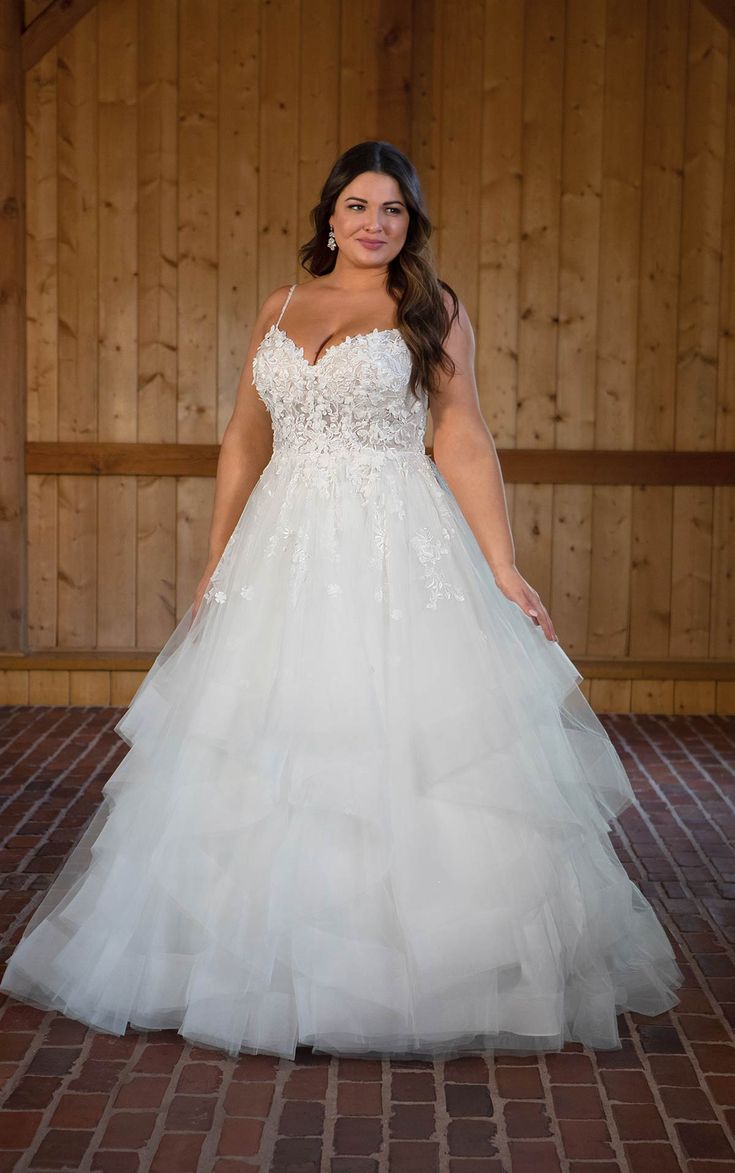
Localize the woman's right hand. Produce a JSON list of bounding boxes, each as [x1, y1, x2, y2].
[[191, 554, 222, 621]]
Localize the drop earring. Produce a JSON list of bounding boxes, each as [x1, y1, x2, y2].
[[327, 224, 337, 251]]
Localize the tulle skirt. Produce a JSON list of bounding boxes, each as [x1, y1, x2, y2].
[[0, 447, 682, 1059]]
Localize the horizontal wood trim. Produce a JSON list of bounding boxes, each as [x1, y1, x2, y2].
[[1, 651, 734, 680], [21, 0, 97, 70], [24, 442, 735, 484]]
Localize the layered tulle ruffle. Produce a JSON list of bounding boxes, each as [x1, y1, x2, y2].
[[0, 450, 682, 1058]]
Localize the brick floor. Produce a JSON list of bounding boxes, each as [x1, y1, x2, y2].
[[0, 707, 733, 1172]]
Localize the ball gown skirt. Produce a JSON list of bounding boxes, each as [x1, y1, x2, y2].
[[0, 285, 682, 1060]]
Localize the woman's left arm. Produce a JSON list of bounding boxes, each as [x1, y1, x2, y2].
[[429, 295, 557, 643]]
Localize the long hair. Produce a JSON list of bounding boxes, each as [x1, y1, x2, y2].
[[297, 140, 460, 400]]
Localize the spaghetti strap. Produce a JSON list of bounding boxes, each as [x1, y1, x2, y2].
[[275, 283, 297, 328]]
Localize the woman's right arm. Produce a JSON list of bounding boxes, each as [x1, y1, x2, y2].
[[192, 285, 292, 618]]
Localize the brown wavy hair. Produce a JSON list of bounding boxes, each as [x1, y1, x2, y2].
[[297, 140, 459, 400]]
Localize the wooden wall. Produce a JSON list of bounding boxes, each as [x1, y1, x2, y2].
[[2, 0, 734, 711]]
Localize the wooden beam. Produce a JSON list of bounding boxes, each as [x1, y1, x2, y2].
[[0, 0, 26, 652], [0, 649, 733, 680], [700, 0, 735, 39], [23, 441, 735, 484], [21, 0, 97, 71]]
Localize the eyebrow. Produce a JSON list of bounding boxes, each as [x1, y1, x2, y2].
[[344, 196, 406, 207]]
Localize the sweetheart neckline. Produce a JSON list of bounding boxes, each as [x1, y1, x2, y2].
[[263, 323, 405, 369]]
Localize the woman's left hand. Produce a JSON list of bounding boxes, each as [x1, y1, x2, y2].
[[491, 565, 557, 642]]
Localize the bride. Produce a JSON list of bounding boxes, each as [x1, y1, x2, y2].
[[0, 139, 682, 1060]]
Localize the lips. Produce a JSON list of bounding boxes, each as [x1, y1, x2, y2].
[[358, 239, 385, 249]]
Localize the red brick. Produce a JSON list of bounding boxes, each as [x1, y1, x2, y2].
[[0, 1004, 46, 1030], [391, 1071, 436, 1101], [444, 1057, 490, 1082], [69, 1060, 125, 1093], [569, 1165, 621, 1173], [223, 1080, 274, 1117], [88, 1035, 137, 1060], [659, 1085, 717, 1120], [90, 1151, 140, 1172], [99, 1112, 157, 1150], [231, 1054, 279, 1081], [623, 1142, 688, 1172], [132, 1044, 181, 1074], [0, 1034, 32, 1061], [26, 1045, 81, 1075], [648, 1055, 700, 1086], [331, 1161, 380, 1173], [600, 1069, 655, 1102], [151, 1133, 205, 1172], [495, 1066, 543, 1099], [278, 1099, 325, 1136], [336, 1081, 382, 1115], [545, 1053, 595, 1083], [444, 1084, 493, 1116], [114, 1075, 169, 1109], [334, 1117, 383, 1155], [594, 1041, 643, 1069], [612, 1102, 668, 1140], [273, 1136, 322, 1166], [51, 1092, 108, 1128], [165, 1095, 216, 1131], [447, 1162, 503, 1173], [705, 1075, 735, 1105], [551, 1085, 605, 1119], [507, 1140, 562, 1172], [679, 1015, 731, 1042], [217, 1117, 264, 1157], [176, 1062, 224, 1093], [388, 1139, 440, 1170], [447, 1119, 498, 1157], [676, 1122, 735, 1159], [29, 1128, 94, 1168], [0, 1109, 43, 1146], [338, 1058, 382, 1081], [3, 1075, 60, 1108], [504, 1101, 551, 1138], [389, 1103, 435, 1139], [558, 1120, 613, 1160], [283, 1065, 328, 1098]]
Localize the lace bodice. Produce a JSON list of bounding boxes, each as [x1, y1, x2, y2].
[[252, 283, 428, 460]]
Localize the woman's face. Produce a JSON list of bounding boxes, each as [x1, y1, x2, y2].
[[330, 171, 409, 267]]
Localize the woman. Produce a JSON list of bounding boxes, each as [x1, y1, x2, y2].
[[0, 140, 681, 1061]]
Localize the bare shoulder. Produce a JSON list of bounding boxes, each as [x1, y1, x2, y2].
[[256, 283, 296, 330]]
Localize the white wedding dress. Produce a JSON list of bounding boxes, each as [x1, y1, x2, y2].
[[1, 283, 682, 1060]]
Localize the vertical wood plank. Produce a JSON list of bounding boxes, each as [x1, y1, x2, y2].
[[588, 0, 647, 656], [514, 0, 564, 600], [478, 0, 524, 446], [137, 0, 177, 648], [298, 0, 340, 255], [630, 0, 688, 656], [671, 2, 728, 656], [258, 0, 299, 296], [711, 34, 735, 658], [177, 0, 219, 614], [176, 477, 215, 621], [27, 474, 57, 647], [218, 0, 260, 429], [551, 0, 605, 650], [97, 0, 137, 647], [56, 8, 98, 649], [437, 0, 484, 322], [25, 51, 58, 648], [25, 51, 57, 444], [0, 0, 26, 651]]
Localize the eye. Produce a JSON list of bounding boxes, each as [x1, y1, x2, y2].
[[347, 203, 403, 214]]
